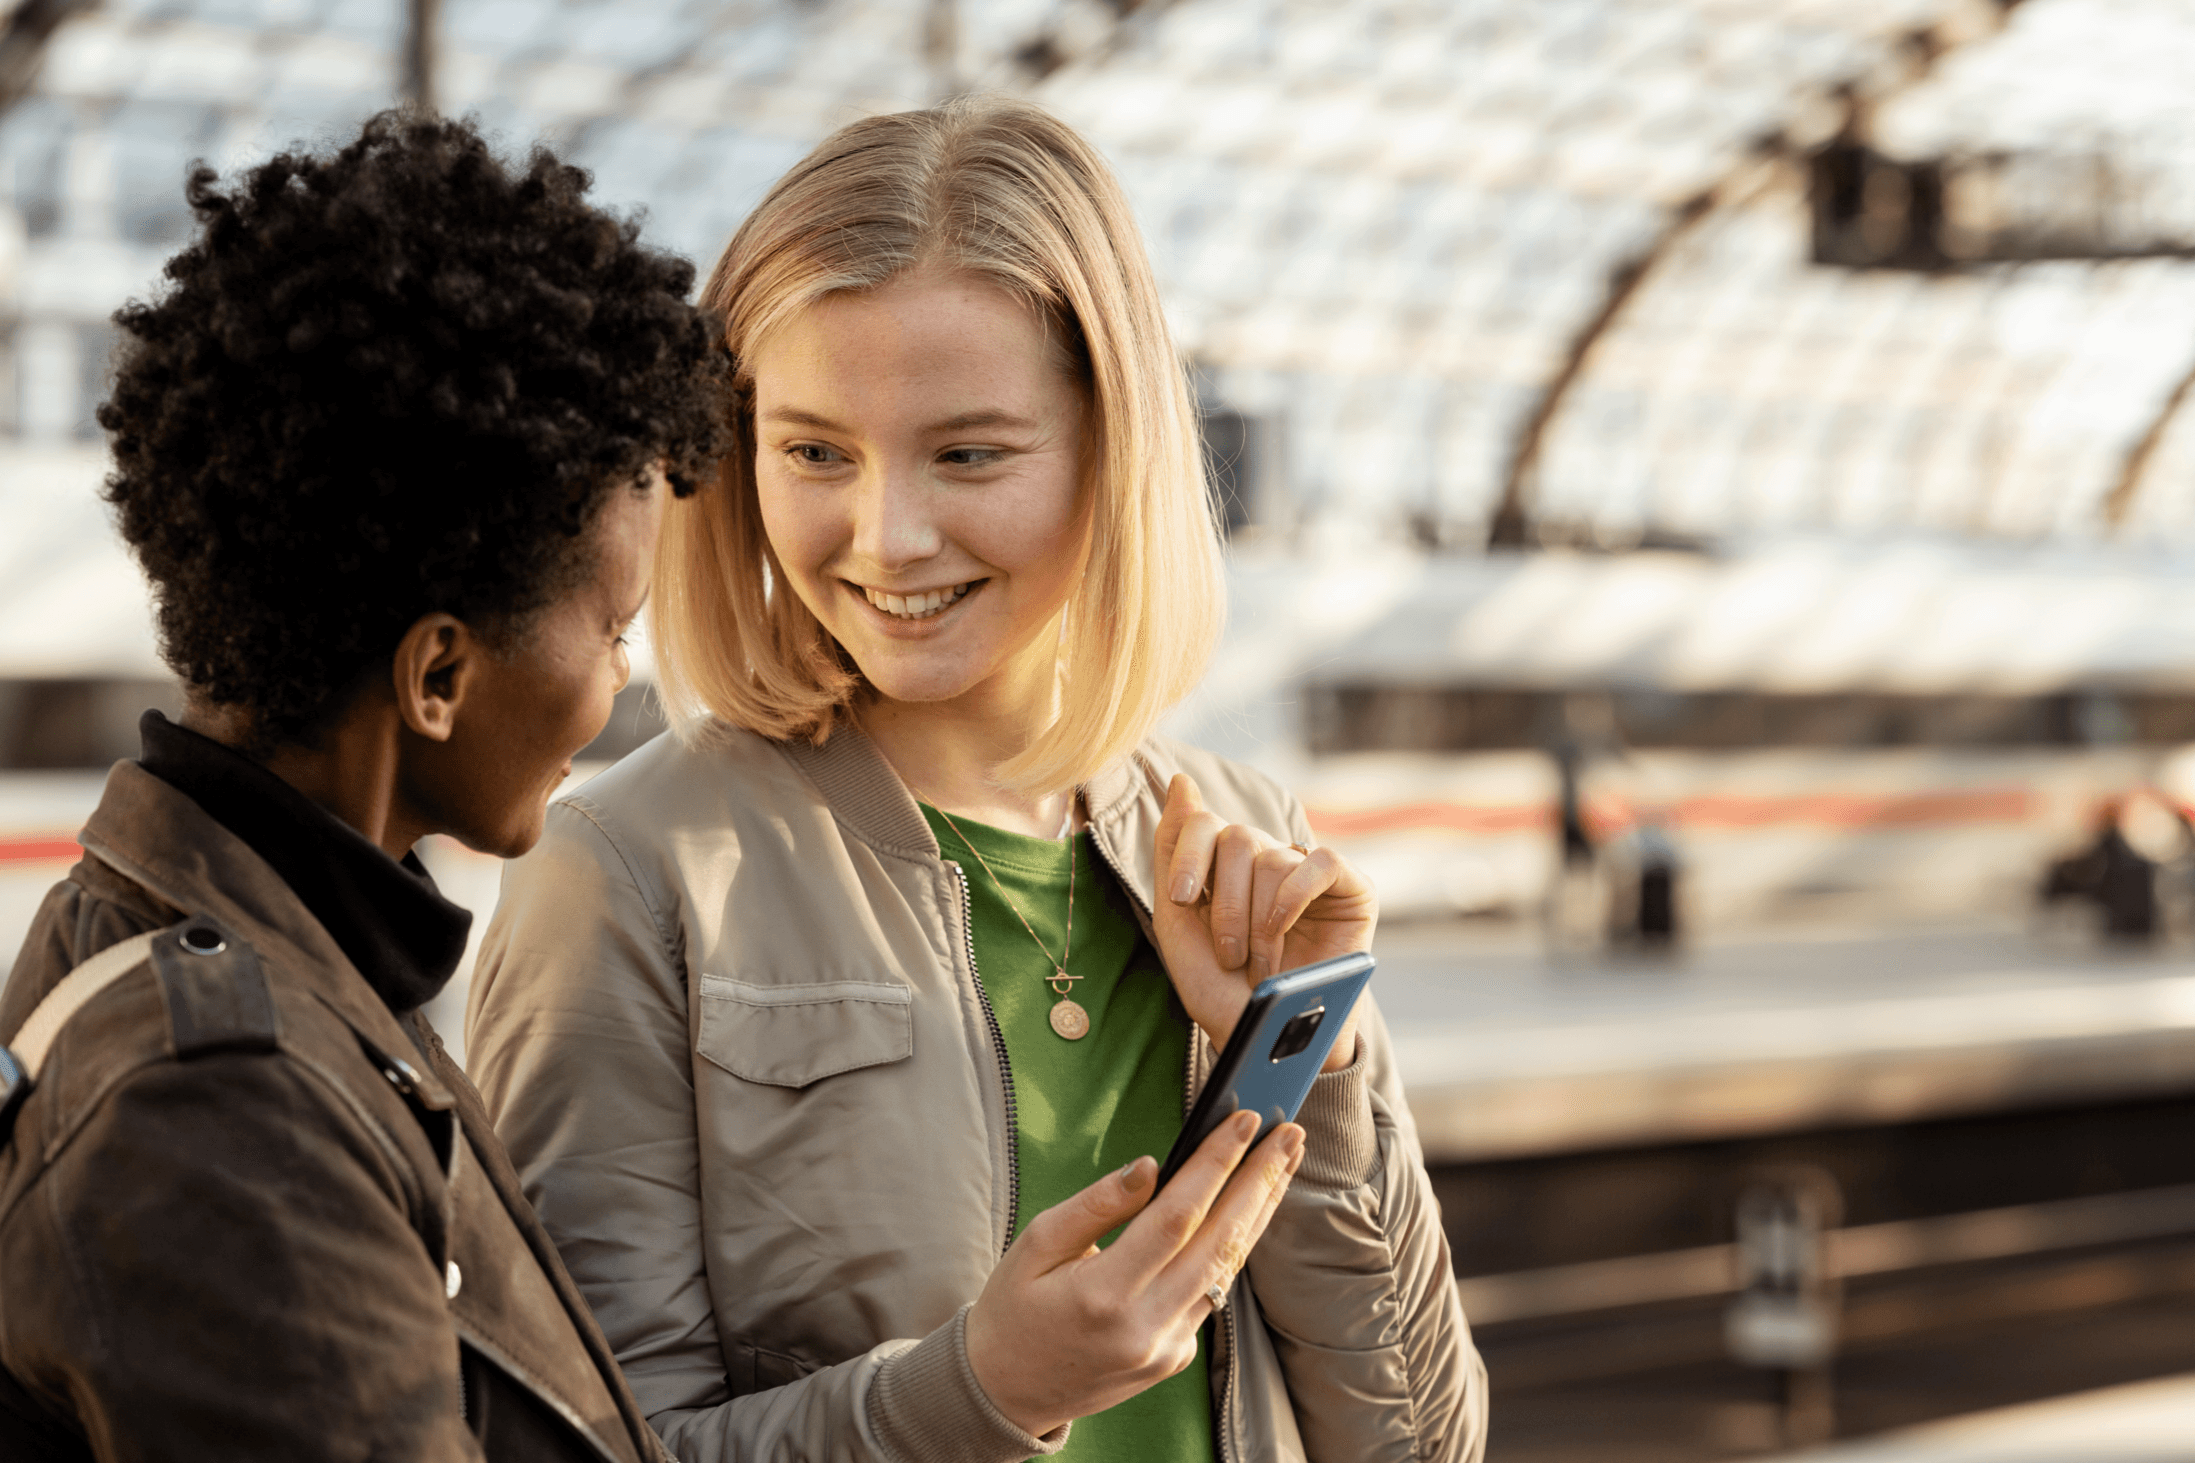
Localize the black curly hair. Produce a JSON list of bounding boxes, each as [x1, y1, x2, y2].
[[100, 110, 730, 751]]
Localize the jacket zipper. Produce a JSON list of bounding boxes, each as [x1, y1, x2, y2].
[[949, 861, 1021, 1256], [1085, 817, 1242, 1463]]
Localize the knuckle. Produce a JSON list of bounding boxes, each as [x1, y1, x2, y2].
[[1155, 1202, 1200, 1247], [1083, 1287, 1130, 1331]]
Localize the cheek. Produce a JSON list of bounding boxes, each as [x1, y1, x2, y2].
[[754, 465, 835, 582], [519, 653, 614, 769], [971, 476, 1086, 580]]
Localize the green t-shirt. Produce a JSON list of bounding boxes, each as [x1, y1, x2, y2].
[[920, 805, 1217, 1463]]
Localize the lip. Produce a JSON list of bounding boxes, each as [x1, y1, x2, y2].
[[841, 577, 986, 633], [853, 580, 970, 600]]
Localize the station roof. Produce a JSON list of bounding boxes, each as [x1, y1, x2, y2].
[[7, 0, 2195, 679], [1291, 539, 2195, 695]]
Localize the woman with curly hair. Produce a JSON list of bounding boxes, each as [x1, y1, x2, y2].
[[470, 96, 1486, 1462], [0, 111, 729, 1461]]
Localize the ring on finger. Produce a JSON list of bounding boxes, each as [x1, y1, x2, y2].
[[1288, 842, 1311, 856], [1204, 1280, 1230, 1313]]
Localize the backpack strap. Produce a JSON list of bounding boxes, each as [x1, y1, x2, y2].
[[0, 929, 156, 1143], [7, 930, 161, 1082], [0, 916, 276, 1144]]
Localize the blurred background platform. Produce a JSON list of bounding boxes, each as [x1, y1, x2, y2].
[[1379, 917, 2195, 1161], [1767, 1371, 2195, 1462]]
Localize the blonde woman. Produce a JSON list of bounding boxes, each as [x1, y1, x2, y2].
[[468, 97, 1485, 1463]]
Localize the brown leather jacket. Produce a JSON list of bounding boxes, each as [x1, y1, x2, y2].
[[0, 759, 665, 1463], [469, 723, 1489, 1463]]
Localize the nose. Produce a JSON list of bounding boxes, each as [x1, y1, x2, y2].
[[851, 459, 943, 572]]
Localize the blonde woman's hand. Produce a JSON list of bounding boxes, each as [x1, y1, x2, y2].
[[1151, 773, 1377, 1073], [964, 1112, 1304, 1438]]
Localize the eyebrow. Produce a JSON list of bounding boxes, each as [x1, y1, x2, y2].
[[760, 407, 1041, 435], [929, 410, 1040, 434], [762, 407, 851, 432]]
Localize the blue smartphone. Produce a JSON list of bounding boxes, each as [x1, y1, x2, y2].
[[1153, 951, 1376, 1192]]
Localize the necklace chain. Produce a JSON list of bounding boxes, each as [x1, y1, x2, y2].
[[921, 794, 1080, 997], [865, 723, 1091, 1037]]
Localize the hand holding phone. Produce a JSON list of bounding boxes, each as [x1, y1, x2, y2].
[[1152, 774, 1378, 1075], [1153, 952, 1375, 1192], [965, 1111, 1305, 1438]]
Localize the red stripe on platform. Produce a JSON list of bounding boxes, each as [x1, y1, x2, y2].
[[1306, 787, 2034, 839], [1672, 788, 2032, 830], [1309, 804, 1551, 837], [0, 836, 82, 865]]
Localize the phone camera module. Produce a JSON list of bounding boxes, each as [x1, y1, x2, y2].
[[1267, 1006, 1326, 1063]]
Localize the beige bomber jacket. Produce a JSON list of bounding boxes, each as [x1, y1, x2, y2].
[[466, 723, 1488, 1463]]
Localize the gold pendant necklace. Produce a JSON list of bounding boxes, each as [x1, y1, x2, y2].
[[922, 794, 1089, 1041]]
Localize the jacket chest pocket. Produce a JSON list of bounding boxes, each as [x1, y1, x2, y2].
[[695, 975, 914, 1088]]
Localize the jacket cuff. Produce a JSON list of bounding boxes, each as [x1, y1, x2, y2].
[[868, 1304, 1069, 1461], [1293, 1034, 1380, 1189]]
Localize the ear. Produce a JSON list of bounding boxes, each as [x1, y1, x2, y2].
[[391, 613, 475, 744]]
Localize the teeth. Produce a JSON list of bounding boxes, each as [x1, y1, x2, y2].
[[864, 582, 970, 620]]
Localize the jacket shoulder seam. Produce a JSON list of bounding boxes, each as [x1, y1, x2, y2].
[[555, 797, 683, 965], [1104, 737, 1309, 845]]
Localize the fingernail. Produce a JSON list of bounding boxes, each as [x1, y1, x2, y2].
[[1218, 935, 1244, 967], [1285, 1145, 1305, 1176], [1232, 1111, 1260, 1139], [1172, 874, 1199, 904], [1118, 1157, 1152, 1193], [1248, 952, 1269, 981], [1281, 1126, 1306, 1158]]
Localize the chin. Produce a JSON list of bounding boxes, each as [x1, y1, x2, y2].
[[465, 810, 547, 862], [859, 668, 989, 706], [846, 647, 996, 705]]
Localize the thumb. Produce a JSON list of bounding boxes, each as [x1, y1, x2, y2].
[[1154, 773, 1204, 874], [1011, 1156, 1157, 1273]]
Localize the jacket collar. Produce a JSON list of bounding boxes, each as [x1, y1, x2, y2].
[[776, 723, 939, 861], [137, 712, 471, 1016], [775, 721, 1168, 908], [75, 760, 457, 1110]]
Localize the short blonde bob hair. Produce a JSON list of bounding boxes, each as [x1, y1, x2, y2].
[[651, 95, 1223, 794]]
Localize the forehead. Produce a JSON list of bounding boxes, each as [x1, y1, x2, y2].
[[571, 477, 664, 603], [749, 269, 1076, 412]]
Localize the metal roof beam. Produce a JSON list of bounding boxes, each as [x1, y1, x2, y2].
[[0, 0, 95, 120]]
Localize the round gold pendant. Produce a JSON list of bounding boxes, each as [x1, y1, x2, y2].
[[1048, 998, 1090, 1040]]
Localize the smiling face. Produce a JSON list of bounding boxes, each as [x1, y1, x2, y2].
[[749, 267, 1092, 720]]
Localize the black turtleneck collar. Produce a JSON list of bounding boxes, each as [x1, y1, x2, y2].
[[137, 711, 473, 1017]]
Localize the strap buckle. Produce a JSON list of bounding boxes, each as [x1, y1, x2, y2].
[[0, 1044, 31, 1146]]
